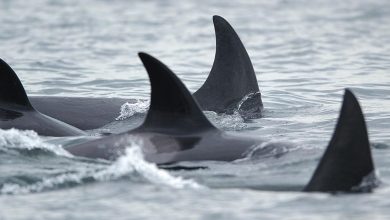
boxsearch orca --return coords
[0,59,86,137]
[66,53,377,193]
[26,15,262,130]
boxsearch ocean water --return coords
[1,0,390,219]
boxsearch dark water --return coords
[1,0,390,219]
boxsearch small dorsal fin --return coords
[0,58,33,110]
[193,15,263,118]
[136,53,216,133]
[304,89,376,192]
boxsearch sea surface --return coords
[1,0,390,219]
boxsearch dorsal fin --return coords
[136,53,216,133]
[304,89,376,192]
[0,58,33,110]
[193,15,263,118]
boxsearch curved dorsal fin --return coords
[193,15,263,118]
[304,89,376,192]
[136,53,216,133]
[0,58,33,110]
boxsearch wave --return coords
[0,128,72,157]
[1,137,203,194]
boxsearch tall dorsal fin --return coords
[304,89,376,192]
[136,53,216,133]
[193,15,263,118]
[0,58,33,110]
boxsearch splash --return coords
[113,95,259,131]
[1,139,203,194]
[236,91,263,119]
[351,171,381,193]
[95,142,204,189]
[236,91,262,112]
[239,140,298,161]
[0,128,72,157]
[203,92,263,131]
[205,111,248,131]
[115,100,150,120]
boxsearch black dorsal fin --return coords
[136,53,216,133]
[0,58,33,110]
[304,89,376,192]
[193,15,263,118]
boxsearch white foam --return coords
[1,139,203,194]
[0,128,72,157]
[115,100,150,120]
